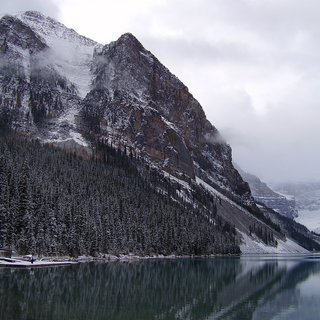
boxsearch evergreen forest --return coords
[0,134,240,256]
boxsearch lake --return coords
[1,255,320,320]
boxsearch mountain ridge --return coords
[86,24,251,202]
[237,166,298,219]
[1,11,319,254]
[0,10,251,202]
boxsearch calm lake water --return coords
[1,255,320,320]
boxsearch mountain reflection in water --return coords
[0,255,320,320]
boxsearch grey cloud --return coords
[219,88,320,182]
[204,132,226,145]
[0,0,60,18]
[130,0,320,183]
[142,36,257,66]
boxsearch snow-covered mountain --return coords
[272,182,320,233]
[0,11,91,146]
[17,11,99,99]
[237,167,298,219]
[0,10,250,202]
[1,11,319,253]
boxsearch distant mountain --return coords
[235,167,320,252]
[237,166,298,219]
[273,182,320,212]
[0,11,319,254]
[272,182,320,233]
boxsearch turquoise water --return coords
[1,255,320,320]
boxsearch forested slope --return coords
[0,135,239,256]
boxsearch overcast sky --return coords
[3,0,320,183]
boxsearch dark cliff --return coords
[82,33,251,201]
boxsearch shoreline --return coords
[1,252,317,269]
[0,259,78,268]
[0,253,238,268]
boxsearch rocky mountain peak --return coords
[0,14,47,54]
[21,10,47,20]
[85,32,252,200]
[0,12,252,202]
[94,33,188,93]
[18,11,97,48]
[116,32,145,49]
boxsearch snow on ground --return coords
[43,133,89,148]
[176,190,193,204]
[240,231,308,254]
[139,50,154,64]
[196,177,309,253]
[196,177,250,215]
[45,106,89,147]
[160,171,194,204]
[0,258,77,268]
[42,105,89,147]
[295,208,320,233]
[69,131,88,147]
[42,134,89,148]
[161,116,180,133]
[163,171,192,191]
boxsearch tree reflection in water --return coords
[0,256,320,320]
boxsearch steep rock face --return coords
[0,15,47,53]
[237,166,298,219]
[82,88,195,178]
[0,15,47,131]
[82,33,251,200]
[0,12,93,144]
[18,11,98,99]
[0,14,77,128]
[0,12,251,202]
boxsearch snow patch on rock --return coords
[18,11,101,98]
